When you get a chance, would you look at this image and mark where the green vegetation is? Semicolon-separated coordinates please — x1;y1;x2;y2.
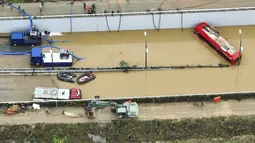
1;115;255;142
173;135;255;143
53;136;67;143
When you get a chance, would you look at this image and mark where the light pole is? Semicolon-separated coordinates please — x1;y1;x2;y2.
238;29;243;66
50;48;54;69
144;31;148;69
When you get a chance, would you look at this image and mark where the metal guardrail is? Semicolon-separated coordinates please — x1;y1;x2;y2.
0;91;254;105
0;65;228;75
1;7;255;20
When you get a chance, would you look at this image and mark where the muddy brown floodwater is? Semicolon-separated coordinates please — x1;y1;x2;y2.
0;26;255;101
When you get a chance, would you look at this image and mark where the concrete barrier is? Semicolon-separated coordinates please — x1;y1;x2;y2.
0;7;255;33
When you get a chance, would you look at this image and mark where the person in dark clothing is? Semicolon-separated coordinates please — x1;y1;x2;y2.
40;0;44;7
0;0;4;7
92;3;96;13
39;3;42;14
9;3;12;10
18;6;21;14
83;2;86;10
92;3;96;9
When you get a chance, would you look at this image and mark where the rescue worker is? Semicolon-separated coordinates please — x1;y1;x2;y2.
44;29;51;35
0;0;4;7
92;3;96;10
18;6;21;14
32;25;37;31
40;0;44;7
92;3;96;13
64;49;69;55
39;3;42;14
50;39;53;45
83;2;86;10
87;5;92;14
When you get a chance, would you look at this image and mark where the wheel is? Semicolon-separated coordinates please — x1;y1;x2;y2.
111;108;116;113
117;114;123;118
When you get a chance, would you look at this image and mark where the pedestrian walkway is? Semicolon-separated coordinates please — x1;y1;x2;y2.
0;0;255;17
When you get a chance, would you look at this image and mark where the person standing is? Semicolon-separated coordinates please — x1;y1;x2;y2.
0;0;4;7
9;3;12;11
18;6;21;15
83;1;86;10
39;3;42;14
40;0;44;7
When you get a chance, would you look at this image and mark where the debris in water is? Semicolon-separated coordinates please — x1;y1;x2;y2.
88;133;106;143
62;110;83;118
32;104;40;110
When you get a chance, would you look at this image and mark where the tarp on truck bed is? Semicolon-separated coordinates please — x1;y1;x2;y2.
34;87;58;99
57;89;70;100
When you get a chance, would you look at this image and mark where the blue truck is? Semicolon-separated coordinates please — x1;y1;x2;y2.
10;31;42;46
30;48;73;67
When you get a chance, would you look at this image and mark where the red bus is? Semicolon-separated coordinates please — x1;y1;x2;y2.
194;22;242;65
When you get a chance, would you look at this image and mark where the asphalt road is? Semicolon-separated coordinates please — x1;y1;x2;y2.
0;0;255;16
0;100;255;125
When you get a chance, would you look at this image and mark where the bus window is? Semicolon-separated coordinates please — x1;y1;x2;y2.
203;26;219;37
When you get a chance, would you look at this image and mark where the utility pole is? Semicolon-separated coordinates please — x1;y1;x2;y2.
50;48;54;69
238;29;243;66
236;29;243;89
144;31;148;69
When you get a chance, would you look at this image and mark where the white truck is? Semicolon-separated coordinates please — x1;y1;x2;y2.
33;87;82;101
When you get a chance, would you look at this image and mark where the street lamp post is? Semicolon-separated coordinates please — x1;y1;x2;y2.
238;29;243;65
144;31;148;69
50;48;54;69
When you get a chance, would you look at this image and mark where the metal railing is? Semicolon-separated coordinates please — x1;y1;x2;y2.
0;65;228;75
1;7;255;20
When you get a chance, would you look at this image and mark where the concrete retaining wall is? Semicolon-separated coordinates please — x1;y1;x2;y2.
0;8;255;33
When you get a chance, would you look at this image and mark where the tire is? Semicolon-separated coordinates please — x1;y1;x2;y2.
111;108;116;113
194;30;198;35
117;114;123;118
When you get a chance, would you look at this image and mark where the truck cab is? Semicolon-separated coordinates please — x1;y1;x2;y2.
70;88;82;99
10;31;41;46
30;48;43;66
116;102;139;118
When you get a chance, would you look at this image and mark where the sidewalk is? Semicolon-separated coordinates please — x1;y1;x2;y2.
0;0;255;17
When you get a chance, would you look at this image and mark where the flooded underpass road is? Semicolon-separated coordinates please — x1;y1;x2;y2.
0;26;255;101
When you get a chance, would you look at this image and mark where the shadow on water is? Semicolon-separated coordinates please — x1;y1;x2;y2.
0;40;33;53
